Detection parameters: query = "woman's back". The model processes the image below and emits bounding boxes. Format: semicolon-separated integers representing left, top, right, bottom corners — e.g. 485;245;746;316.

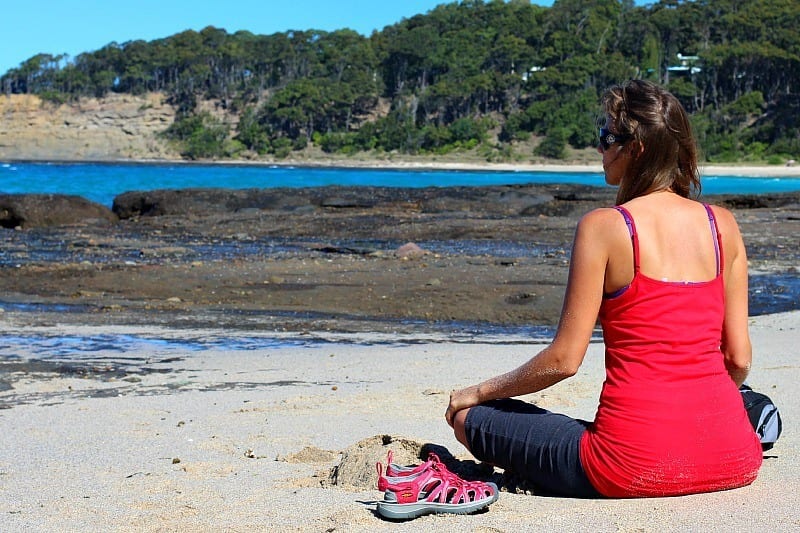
580;195;763;497
603;192;723;296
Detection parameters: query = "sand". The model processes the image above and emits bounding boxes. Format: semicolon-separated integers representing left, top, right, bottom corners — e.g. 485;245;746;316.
0;310;796;532
151;157;800;178
373;162;800;178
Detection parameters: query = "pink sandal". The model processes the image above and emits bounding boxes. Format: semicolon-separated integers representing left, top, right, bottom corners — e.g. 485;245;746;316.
376;450;499;520
382;449;442;478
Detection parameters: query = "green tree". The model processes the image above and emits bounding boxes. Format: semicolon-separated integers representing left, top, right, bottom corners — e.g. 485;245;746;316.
535;127;568;159
3;0;800;161
161;111;231;159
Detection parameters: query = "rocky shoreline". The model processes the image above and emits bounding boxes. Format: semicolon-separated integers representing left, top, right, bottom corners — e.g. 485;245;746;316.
0;184;797;334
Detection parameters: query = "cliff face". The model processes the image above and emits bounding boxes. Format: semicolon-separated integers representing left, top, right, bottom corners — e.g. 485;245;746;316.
0;93;179;161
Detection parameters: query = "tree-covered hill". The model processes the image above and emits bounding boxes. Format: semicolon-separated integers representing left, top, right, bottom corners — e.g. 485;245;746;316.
2;0;799;163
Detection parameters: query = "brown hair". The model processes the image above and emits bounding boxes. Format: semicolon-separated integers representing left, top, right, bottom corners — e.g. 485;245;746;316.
600;79;700;205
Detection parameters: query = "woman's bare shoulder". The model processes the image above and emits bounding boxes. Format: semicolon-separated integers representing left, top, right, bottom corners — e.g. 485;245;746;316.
579;206;624;226
574;207;629;245
578;207;625;230
705;203;741;234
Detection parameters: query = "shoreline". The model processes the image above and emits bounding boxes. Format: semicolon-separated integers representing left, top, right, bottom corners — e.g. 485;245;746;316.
5;156;800;178
0;311;797;530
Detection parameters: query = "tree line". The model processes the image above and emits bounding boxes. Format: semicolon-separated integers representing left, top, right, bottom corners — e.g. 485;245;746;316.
2;0;799;163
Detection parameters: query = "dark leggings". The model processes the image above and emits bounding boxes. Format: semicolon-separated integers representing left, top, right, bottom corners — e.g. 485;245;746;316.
464;398;602;498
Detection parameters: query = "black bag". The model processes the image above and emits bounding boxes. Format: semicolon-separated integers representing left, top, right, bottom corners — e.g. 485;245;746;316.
740;384;782;451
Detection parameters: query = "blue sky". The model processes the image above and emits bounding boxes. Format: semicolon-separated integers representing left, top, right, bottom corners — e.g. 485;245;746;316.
2;0;556;75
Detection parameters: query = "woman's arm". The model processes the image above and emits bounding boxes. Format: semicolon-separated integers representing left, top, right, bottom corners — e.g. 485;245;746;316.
714;206;752;386
446;209;613;426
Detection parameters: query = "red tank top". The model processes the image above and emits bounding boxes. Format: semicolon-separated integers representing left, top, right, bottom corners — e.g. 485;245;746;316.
580;204;762;497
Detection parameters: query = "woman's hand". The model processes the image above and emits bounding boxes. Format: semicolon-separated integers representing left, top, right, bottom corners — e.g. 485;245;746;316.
442;211;606;430
445;385;481;427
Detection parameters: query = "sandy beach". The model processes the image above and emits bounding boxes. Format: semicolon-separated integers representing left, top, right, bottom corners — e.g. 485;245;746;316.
0;158;797;531
73;157;800;178
0;310;795;531
273;159;800;179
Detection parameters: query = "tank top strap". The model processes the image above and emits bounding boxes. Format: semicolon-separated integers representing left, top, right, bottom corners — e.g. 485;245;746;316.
613;205;640;272
702;203;723;276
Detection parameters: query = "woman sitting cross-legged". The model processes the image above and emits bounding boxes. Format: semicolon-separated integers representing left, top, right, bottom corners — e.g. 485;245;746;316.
445;79;763;498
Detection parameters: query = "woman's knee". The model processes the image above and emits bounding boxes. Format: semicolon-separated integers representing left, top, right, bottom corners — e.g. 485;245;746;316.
452;408;471;449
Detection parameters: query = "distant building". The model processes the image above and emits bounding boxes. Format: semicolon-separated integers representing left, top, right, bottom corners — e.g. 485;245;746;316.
668;53;702;75
521;66;546;81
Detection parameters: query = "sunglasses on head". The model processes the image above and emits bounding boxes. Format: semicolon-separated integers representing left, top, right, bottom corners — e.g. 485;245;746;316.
598;128;631;151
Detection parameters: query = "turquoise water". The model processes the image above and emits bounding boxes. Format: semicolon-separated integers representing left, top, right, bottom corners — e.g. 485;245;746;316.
3;161;800;207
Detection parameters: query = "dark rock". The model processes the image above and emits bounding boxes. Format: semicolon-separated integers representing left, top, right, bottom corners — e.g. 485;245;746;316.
112;188;308;218
111;184;614;220
319;196;376;208
313;245;377;255
711;193;800;210
0;194;117;229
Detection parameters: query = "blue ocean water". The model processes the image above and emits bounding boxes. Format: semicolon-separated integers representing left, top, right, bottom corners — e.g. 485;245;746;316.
2;161;800;207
